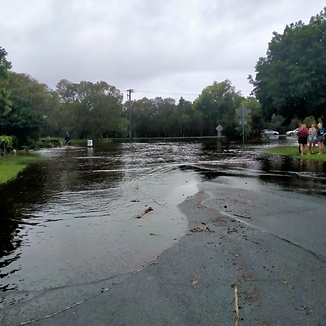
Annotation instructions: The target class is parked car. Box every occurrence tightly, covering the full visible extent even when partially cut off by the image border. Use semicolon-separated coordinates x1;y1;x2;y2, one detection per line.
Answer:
286;128;299;136
262;129;279;136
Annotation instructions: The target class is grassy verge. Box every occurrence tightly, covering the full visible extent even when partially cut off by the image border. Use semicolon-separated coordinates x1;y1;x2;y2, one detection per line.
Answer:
263;145;326;161
0;153;40;184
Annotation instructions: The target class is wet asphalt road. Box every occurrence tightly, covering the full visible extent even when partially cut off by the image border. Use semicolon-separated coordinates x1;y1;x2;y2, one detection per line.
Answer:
1;140;326;325
30;177;326;326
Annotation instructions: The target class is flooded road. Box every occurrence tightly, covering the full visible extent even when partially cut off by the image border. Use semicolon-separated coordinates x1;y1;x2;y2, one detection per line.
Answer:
1;139;326;324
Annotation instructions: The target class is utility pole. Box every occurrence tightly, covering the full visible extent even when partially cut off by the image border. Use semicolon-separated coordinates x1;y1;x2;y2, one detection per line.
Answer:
127;89;134;138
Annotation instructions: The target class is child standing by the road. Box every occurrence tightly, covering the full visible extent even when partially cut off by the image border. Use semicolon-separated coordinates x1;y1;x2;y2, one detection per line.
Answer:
308;123;317;154
316;123;325;155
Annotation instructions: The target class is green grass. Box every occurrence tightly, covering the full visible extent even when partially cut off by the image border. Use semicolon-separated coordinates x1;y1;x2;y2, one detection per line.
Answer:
263;145;326;161
0;153;40;184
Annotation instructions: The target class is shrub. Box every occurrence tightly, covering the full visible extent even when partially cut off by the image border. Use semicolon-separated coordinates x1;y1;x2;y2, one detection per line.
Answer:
0;135;13;152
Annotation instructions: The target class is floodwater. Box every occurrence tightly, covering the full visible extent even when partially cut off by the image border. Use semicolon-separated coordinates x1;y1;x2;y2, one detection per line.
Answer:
1;138;326;324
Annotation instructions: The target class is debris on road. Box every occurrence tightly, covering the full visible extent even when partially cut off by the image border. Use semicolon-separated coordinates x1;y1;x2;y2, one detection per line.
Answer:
136;206;153;218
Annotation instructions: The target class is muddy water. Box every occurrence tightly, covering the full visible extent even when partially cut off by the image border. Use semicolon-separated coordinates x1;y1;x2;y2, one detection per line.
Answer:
1;139;326;324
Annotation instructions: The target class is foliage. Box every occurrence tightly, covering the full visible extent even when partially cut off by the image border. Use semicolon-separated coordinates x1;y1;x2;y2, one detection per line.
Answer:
0;135;13;151
0;47;12;116
7;72;53;115
234;96;268;138
193;80;244;137
56;79;128;138
128;82;264;139
177;97;195;137
5;7;326;141
0;72;48;148
303;116;317;128
250;8;326;125
0;107;46;148
130;97;181;137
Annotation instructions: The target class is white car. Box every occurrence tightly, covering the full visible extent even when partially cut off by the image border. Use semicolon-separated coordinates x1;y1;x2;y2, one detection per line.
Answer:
286;128;299;136
262;129;279;136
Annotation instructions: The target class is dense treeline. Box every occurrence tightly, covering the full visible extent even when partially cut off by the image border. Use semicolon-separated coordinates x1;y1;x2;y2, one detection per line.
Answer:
0;7;326;148
1;67;263;147
250;7;326;126
129;80;257;139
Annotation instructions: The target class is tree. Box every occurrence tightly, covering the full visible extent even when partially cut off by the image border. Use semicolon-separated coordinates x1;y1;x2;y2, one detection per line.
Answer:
7;72;57;129
7;72;53;116
193;80;243;137
0;47;12;116
56;80;127;138
235;97;263;139
176;97;193;137
130;97;180;137
0;72;48;147
0;107;46;147
250;8;326;124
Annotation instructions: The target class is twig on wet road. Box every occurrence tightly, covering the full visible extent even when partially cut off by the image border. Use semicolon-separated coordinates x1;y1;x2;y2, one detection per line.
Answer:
233;284;240;326
136;206;153;218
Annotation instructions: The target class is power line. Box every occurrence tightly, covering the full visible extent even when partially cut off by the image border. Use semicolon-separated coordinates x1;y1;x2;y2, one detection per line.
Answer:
124;89;200;97
135;89;200;96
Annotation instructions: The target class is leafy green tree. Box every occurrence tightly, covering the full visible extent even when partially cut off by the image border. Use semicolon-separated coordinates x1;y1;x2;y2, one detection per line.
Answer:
303;116;316;128
0;72;50;147
0;108;46;147
176;97;194;137
0;47;12;116
152;97;176;137
7;72;56;126
241;97;263;138
44;91;64;137
193;80;243;137
131;96;204;137
128;98;150;137
250;8;326;124
130;97;177;137
56;80;127;138
235;98;263;139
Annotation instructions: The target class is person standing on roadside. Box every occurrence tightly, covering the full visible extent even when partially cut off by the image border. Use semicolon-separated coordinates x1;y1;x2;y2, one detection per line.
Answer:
298;123;302;153
308;123;317;154
316;123;325;155
297;124;309;156
65;132;71;146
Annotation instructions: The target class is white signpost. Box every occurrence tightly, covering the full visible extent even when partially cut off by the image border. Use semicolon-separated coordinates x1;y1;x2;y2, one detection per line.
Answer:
215;124;223;138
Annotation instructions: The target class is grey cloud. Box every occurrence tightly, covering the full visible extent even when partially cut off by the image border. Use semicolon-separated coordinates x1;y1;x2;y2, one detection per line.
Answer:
1;0;325;99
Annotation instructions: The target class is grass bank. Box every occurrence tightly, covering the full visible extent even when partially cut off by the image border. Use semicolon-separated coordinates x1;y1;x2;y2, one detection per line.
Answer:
263;145;326;161
0;153;40;185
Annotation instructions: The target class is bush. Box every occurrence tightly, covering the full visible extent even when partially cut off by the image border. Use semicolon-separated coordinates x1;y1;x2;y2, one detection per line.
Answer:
0;135;14;153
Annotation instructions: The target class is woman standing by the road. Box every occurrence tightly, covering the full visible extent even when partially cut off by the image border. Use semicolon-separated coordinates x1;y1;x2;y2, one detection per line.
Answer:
297;124;309;156
316;123;325;155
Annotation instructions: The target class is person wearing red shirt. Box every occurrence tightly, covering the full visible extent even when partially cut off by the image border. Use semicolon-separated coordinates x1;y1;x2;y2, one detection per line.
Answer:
297;124;309;156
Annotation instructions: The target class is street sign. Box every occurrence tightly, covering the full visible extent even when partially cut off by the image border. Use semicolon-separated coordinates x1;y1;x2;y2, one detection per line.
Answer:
238;106;248;119
215;125;223;138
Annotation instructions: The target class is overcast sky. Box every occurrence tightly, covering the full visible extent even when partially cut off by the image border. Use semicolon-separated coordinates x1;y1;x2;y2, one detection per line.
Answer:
1;0;325;102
